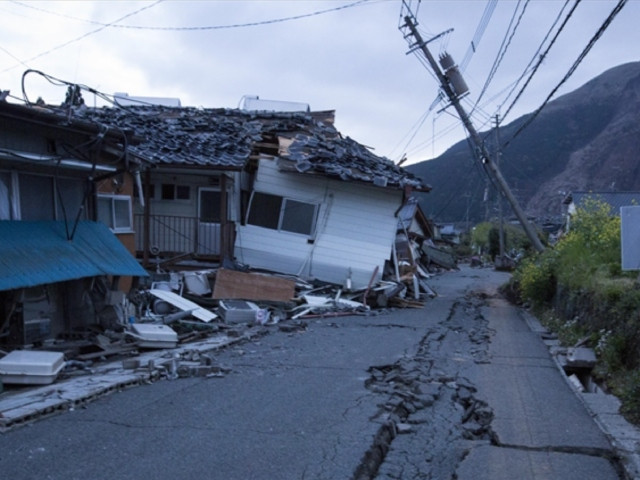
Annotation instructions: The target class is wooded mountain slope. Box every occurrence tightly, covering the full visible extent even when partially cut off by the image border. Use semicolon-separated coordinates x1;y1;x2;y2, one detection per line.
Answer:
406;62;640;225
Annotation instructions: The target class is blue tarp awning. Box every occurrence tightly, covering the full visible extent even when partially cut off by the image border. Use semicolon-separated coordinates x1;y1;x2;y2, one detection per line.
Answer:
0;220;148;291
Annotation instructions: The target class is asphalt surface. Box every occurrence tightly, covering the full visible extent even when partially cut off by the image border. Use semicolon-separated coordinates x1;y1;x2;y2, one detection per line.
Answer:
0;265;634;479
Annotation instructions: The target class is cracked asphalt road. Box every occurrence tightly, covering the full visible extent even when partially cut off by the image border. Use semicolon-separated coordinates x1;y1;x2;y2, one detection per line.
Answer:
0;265;623;479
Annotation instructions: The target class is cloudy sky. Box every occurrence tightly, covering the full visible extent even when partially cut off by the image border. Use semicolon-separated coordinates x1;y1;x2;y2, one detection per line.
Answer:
0;0;636;165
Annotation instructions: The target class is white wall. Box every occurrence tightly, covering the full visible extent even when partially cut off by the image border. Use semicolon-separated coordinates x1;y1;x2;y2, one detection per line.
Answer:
234;158;402;288
134;171;240;254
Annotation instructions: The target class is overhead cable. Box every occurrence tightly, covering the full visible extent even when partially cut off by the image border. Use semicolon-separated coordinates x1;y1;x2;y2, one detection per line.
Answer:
11;0;371;31
472;0;530;114
460;0;498;72
499;0;578;124
1;0;163;74
503;0;628;148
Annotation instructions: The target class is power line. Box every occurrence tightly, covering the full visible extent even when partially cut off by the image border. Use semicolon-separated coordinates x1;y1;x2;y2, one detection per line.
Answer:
503;0;628;148
499;0;578;124
460;0;498;72
10;0;372;31
472;0;530;114
1;0;164;74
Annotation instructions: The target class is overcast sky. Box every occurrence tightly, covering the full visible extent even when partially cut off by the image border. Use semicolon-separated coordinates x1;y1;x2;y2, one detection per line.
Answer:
0;0;636;165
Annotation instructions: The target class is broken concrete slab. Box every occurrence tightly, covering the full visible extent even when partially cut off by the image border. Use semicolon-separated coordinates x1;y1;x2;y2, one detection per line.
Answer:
0;326;265;432
565;347;597;369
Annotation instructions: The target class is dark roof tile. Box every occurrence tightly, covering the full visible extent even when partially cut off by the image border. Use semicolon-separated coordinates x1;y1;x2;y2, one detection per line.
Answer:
62;104;429;190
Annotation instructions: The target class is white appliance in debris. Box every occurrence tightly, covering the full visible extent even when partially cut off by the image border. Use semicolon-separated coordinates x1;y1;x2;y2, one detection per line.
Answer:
130;324;178;349
0;350;65;385
218;300;260;324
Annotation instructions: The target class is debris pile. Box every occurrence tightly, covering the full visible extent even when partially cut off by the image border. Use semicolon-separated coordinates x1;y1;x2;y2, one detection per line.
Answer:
0;241;450;388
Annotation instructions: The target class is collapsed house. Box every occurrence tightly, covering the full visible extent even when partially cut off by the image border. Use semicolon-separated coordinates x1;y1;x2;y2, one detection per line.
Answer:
70;102;431;289
0;99;149;350
0;93;437;386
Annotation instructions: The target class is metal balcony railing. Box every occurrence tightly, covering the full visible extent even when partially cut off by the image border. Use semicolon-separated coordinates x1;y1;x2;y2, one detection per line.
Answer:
134;214;220;257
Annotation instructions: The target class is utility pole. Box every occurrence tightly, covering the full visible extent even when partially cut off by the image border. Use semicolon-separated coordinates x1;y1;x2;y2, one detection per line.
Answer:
495;114;505;259
401;14;545;252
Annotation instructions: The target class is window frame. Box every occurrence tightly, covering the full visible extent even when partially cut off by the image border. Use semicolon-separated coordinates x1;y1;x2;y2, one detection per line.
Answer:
246;191;318;237
97;194;133;233
160;183;190;201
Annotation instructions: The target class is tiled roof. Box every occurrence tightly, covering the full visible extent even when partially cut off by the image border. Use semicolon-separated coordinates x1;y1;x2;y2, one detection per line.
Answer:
72;106;261;169
68;105;430;191
567;191;640;215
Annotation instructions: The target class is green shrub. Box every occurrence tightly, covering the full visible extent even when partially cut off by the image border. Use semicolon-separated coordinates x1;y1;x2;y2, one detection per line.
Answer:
508;198;640;425
513;251;557;307
554;198;621;288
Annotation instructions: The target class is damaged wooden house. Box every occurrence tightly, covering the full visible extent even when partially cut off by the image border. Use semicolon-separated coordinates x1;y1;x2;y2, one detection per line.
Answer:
0;98;149;350
71;99;431;290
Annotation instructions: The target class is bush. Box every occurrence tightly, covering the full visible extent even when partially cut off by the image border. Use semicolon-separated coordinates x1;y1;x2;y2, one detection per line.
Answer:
620;369;640;425
554;198;621;288
513;250;557;308
509;198;640;425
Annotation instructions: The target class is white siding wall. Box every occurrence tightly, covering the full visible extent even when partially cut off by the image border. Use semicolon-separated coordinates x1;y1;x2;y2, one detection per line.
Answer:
234;158;402;288
133;172;240;219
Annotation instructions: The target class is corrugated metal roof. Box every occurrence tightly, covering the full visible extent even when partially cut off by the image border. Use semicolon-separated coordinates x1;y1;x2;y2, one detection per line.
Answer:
0;221;148;291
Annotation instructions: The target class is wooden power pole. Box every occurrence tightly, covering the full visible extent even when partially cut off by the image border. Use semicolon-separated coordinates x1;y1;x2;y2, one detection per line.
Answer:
402;14;545;253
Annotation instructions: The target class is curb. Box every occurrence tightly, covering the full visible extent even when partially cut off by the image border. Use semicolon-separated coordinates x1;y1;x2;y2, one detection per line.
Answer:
0;327;265;432
520;308;640;480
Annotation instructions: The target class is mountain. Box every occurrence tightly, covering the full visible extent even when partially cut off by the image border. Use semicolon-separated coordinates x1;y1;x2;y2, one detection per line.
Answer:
406;62;640;226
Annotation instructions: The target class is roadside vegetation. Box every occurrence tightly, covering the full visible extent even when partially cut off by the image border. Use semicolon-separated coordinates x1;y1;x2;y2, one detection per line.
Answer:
470;221;531;260
505;198;640;425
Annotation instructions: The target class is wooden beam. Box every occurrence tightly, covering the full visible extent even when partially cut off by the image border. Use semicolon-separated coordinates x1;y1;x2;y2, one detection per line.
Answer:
212;268;295;302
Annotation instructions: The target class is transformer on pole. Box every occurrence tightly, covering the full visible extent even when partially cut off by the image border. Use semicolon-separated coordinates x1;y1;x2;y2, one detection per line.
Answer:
400;11;545;253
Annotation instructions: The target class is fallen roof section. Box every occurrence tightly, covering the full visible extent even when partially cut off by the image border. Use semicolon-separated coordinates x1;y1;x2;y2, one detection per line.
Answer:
0;220;148;291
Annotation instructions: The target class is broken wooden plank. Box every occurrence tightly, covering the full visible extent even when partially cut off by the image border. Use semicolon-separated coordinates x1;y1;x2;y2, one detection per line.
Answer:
212;268;295;302
389;297;425;309
149;289;218;323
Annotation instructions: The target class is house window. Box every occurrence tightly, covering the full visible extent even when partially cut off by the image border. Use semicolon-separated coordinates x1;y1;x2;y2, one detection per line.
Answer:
247;192;317;236
161;183;190;200
56;177;86;221
0;172;12;220
97;194;133;233
199;189;223;223
1;172;86;221
19;174;55;220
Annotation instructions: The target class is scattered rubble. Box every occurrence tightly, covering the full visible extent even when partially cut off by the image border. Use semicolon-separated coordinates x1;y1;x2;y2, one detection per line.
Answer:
0;232;455;398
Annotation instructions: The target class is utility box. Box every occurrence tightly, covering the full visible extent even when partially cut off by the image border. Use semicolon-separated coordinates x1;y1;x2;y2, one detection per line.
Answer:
0;350;65;385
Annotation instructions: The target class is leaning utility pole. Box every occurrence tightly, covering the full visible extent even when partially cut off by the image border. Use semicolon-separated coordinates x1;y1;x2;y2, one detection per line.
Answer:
401;14;545;252
495;114;505;259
